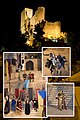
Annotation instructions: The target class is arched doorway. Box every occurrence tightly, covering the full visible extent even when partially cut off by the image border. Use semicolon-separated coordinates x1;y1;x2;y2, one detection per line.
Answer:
26;60;34;70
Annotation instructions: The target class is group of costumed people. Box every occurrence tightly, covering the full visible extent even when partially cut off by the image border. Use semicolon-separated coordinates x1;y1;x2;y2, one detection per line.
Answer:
23;72;34;82
45;52;67;75
56;90;67;111
4;95;38;115
4;71;39;115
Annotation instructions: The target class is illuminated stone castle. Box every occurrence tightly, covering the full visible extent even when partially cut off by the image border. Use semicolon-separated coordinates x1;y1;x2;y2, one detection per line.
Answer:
21;7;67;46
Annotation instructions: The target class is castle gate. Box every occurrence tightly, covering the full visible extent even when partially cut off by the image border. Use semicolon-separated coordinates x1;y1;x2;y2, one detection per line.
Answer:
26;60;34;70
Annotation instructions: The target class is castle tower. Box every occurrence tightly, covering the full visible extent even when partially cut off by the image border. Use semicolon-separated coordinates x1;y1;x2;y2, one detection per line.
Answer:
43;21;61;39
30;7;45;28
20;7;67;45
21;8;33;34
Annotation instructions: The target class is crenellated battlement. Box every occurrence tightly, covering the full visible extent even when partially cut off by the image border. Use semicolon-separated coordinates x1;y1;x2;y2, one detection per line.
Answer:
21;7;67;46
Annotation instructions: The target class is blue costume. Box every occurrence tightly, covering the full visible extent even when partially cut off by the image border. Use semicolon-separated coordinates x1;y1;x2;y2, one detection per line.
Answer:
24;80;30;89
11;98;16;111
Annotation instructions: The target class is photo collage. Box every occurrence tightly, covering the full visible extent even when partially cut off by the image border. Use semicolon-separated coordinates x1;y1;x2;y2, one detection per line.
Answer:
1;1;80;120
3;47;75;118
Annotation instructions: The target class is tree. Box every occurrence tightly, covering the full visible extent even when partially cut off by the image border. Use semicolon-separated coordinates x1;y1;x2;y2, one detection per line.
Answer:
33;23;45;51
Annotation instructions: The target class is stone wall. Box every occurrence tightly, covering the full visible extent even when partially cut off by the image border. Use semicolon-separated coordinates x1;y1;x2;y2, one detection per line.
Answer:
47;84;73;108
24;59;40;71
30;7;45;27
43;21;61;39
20;7;67;45
21;8;33;34
21;53;42;71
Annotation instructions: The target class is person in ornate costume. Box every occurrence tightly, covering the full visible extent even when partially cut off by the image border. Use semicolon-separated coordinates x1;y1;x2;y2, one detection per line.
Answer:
56;90;67;111
11;96;16;111
4;95;10;114
25;99;30;115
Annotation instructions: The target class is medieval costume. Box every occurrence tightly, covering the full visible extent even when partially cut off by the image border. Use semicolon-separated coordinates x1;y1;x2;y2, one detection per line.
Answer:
23;79;30;90
4;95;10;114
29;73;34;82
19;89;25;111
16;97;22;112
38;90;46;116
57;90;67;111
33;97;38;111
30;99;34;110
22;101;25;111
15;88;19;99
11;96;16;111
55;58;62;76
25;100;30;115
20;89;25;101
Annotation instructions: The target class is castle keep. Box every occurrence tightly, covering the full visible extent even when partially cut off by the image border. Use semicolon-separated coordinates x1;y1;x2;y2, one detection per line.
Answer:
21;7;67;45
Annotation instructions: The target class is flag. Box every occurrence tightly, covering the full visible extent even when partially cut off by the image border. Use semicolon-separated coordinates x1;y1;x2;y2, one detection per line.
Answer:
38;90;46;99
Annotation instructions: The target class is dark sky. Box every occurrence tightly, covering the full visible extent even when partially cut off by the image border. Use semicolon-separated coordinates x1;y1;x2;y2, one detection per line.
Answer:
0;0;80;45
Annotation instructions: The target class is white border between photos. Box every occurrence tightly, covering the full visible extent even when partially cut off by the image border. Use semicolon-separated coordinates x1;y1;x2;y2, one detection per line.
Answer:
3;52;48;118
46;82;75;117
42;47;71;77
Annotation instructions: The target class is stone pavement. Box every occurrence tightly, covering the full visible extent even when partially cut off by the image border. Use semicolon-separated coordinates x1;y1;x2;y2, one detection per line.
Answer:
47;105;73;116
4;108;40;118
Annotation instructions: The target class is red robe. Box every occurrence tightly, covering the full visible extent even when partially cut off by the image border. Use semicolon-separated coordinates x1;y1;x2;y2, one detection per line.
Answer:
16;99;22;111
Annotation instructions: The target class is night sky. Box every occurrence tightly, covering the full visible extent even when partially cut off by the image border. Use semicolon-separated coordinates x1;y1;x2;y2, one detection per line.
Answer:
0;0;80;46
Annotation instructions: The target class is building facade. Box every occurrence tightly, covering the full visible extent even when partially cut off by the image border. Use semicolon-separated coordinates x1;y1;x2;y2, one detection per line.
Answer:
4;53;42;95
